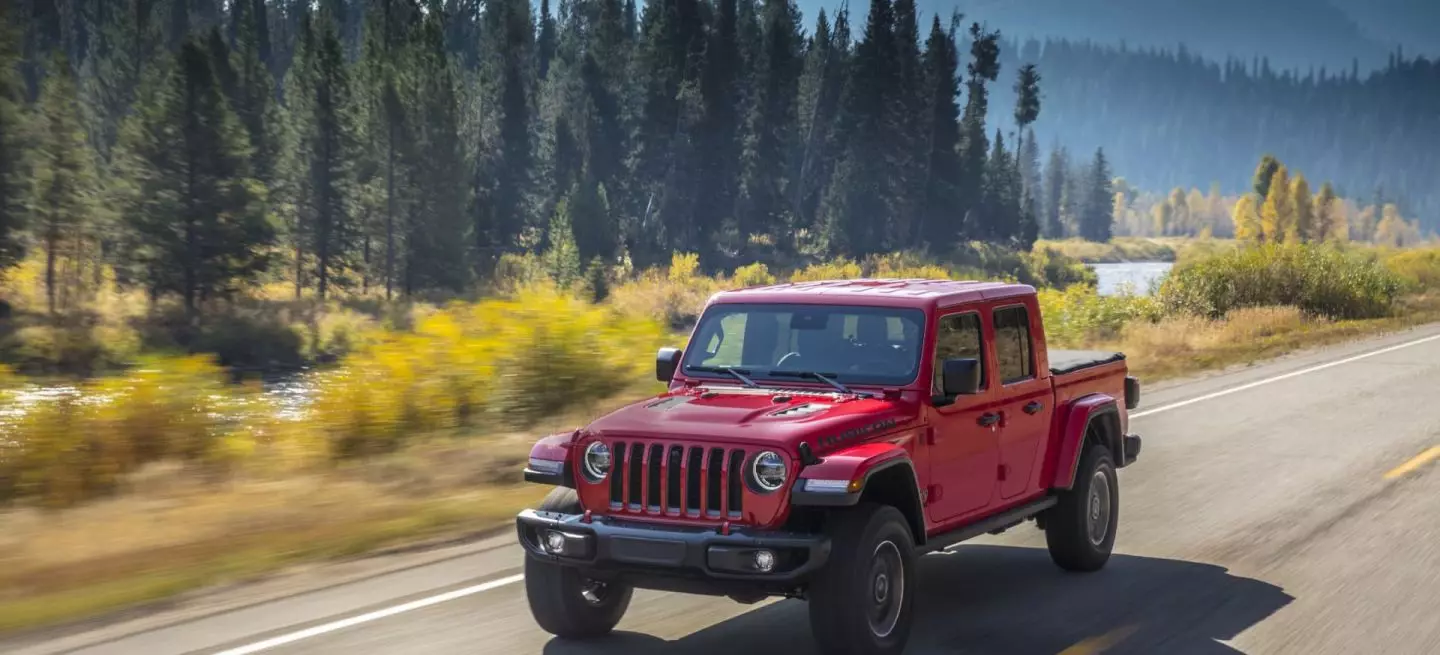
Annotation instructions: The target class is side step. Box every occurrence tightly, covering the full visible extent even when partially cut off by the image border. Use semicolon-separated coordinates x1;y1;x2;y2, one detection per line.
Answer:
921;496;1058;554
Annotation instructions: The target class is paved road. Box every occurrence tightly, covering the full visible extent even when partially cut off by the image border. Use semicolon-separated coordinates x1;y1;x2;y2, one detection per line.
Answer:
9;326;1440;655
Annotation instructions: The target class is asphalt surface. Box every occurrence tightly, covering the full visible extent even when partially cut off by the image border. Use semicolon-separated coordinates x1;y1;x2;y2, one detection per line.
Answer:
8;324;1440;655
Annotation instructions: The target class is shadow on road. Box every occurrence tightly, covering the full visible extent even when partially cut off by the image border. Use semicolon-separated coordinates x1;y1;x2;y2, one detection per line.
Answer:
543;545;1293;655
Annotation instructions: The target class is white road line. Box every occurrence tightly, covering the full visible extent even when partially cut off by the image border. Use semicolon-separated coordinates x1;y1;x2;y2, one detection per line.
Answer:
212;329;1440;654
1130;332;1440;419
210;574;524;655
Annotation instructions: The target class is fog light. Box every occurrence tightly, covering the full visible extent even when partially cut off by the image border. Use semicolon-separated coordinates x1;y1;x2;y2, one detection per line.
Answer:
544;531;568;555
752;549;776;573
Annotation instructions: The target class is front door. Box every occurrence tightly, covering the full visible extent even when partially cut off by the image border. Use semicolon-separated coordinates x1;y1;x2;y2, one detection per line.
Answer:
991;304;1053;499
924;311;1001;523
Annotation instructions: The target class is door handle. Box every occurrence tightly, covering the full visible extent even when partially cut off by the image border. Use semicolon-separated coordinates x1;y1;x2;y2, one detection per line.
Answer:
1024;401;1044;415
977;412;1001;427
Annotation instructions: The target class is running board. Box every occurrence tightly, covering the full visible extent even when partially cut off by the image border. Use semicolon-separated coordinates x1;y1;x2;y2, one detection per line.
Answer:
921;496;1058;553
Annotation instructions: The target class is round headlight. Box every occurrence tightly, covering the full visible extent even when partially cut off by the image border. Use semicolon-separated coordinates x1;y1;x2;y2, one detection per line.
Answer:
751;451;788;492
582;442;611;481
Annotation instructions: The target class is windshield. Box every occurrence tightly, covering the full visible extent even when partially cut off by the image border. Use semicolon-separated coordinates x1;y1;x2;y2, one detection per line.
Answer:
681;303;926;387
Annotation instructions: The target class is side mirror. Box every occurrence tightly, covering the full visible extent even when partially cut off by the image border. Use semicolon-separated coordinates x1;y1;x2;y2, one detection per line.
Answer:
941;358;982;396
656;347;683;382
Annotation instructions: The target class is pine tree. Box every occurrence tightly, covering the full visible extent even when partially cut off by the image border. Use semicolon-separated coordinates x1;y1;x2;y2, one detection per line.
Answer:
404;12;471;293
543;193;582;288
696;0;743;262
736;0;803;253
303;13;362;299
956;22;1000;240
982;130;1023;244
1013;64;1041;194
1233;194;1261;244
793;8;848;233
32;53;100;314
476;0;534;272
0;11;27;275
914;15;961;250
122;36;272;317
1252;154;1281;202
1291;174;1314;243
1041;144;1067;238
820;0;898;256
1078;147;1113;242
631;0;707;262
1259;165;1291;243
888;0;924;248
360;0;419;299
536;0;557;82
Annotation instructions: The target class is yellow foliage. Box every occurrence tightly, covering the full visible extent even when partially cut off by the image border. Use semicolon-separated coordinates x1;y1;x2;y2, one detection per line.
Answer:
731;262;777;288
788;258;863;282
668;252;701;283
309;284;667;457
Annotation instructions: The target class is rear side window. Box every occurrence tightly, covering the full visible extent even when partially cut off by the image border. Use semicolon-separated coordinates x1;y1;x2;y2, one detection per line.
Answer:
994;306;1034;383
932;313;985;393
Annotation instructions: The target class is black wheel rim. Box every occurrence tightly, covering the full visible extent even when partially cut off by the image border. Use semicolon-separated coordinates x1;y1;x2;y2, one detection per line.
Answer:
1087;469;1112;546
867;540;905;639
580;579;610;606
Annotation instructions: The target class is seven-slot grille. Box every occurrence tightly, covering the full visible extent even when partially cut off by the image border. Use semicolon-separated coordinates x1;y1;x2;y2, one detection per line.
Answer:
606;441;747;519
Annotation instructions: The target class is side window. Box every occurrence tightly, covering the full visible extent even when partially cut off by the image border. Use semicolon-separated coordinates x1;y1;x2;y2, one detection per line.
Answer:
994;306;1035;383
932;313;985;393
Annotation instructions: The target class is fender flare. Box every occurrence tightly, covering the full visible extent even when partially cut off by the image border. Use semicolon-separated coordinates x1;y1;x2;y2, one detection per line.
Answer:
791;441;927;544
523;431;578;488
1050;395;1124;491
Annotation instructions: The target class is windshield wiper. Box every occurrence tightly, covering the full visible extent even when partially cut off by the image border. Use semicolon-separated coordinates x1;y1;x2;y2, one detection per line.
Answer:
685;365;760;388
768;370;869;397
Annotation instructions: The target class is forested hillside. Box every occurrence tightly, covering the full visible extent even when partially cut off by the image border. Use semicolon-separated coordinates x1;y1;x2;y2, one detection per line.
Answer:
1;0;1106;310
989;38;1440;232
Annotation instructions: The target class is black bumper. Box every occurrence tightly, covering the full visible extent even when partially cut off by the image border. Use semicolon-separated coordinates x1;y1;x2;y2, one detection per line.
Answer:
516;509;831;590
1123;433;1142;466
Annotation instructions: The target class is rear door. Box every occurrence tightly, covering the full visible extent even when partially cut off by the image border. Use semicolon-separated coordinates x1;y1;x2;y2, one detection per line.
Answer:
991;303;1054;500
924;310;1001;522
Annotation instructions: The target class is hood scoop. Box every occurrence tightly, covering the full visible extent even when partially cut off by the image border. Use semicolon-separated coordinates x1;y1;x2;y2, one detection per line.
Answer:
769;402;832;417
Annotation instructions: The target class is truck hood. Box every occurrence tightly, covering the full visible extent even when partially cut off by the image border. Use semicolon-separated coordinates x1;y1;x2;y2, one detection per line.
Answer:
583;384;924;452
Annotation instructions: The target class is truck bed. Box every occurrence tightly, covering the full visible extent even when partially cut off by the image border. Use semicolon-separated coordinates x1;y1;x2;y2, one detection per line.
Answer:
1048;350;1126;376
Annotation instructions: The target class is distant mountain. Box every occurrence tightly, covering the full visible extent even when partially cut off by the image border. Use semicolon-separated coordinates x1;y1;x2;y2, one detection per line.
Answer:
793;0;1435;71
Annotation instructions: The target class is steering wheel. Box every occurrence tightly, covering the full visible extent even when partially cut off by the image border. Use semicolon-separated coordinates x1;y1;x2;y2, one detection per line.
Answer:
776;351;803;368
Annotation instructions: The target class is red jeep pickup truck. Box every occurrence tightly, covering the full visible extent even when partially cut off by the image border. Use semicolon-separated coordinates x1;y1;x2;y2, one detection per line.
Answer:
516;279;1142;654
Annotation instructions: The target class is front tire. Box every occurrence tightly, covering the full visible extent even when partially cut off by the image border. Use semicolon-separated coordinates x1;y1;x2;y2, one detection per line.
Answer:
524;488;633;639
1045;444;1119;572
807;504;917;655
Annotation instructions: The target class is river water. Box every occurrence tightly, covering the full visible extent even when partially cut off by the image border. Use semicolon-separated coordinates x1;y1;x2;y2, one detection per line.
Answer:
1091;261;1173;296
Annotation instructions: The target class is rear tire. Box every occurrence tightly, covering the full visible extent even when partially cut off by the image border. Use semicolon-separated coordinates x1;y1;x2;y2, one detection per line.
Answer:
1045;444;1119;572
524;488;633;639
807;504;916;655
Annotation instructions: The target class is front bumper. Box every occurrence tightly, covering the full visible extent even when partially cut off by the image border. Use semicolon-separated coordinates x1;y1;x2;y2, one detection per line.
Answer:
516;509;831;588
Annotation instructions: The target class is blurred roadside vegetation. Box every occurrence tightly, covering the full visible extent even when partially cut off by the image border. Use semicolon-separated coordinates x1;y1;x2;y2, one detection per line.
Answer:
4;240;1440;633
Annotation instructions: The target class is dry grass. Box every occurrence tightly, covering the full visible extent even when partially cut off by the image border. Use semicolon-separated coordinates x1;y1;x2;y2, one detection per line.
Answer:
0;379;662;635
1114;297;1440;381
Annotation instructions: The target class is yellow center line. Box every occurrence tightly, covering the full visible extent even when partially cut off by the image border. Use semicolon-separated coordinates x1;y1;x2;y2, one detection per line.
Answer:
1384;446;1440;480
1057;625;1139;655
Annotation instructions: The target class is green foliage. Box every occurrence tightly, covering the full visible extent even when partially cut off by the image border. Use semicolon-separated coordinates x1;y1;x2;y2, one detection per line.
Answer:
1158;243;1403;319
1078;148;1114;242
0;9;26;275
1037;285;1159;348
120;36;274;315
1383;248;1440;292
